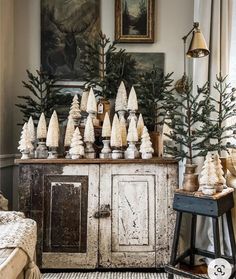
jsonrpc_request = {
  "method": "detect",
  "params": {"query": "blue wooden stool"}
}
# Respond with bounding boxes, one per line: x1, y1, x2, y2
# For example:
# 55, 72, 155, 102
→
165, 188, 236, 279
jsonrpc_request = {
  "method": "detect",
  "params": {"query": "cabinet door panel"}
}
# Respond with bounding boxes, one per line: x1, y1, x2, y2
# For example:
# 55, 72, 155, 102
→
42, 164, 99, 269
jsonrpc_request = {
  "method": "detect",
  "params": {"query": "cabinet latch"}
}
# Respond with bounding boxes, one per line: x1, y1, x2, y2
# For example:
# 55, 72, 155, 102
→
93, 204, 111, 218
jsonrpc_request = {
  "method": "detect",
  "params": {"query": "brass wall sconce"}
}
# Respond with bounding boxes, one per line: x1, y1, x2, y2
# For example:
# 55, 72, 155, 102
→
175, 22, 210, 93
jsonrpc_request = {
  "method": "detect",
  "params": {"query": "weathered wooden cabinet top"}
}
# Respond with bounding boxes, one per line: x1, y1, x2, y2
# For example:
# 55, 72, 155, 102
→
16, 158, 178, 269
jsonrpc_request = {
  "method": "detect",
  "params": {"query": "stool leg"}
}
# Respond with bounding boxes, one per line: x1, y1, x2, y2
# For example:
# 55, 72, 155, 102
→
226, 211, 236, 279
212, 217, 221, 258
190, 214, 197, 266
168, 212, 182, 279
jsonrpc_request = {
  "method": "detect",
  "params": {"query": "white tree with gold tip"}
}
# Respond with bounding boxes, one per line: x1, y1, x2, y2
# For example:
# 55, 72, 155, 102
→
127, 86, 138, 123
64, 116, 75, 158
115, 81, 127, 121
46, 111, 59, 159
100, 112, 112, 158
35, 113, 48, 158
27, 116, 35, 157
140, 126, 154, 159
86, 88, 99, 126
125, 117, 139, 159
84, 115, 96, 158
120, 117, 127, 149
214, 153, 226, 192
18, 123, 33, 159
199, 152, 217, 195
111, 114, 123, 159
69, 95, 81, 127
69, 127, 84, 159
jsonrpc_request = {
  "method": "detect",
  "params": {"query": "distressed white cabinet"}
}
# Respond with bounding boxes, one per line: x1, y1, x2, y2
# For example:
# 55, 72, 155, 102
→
16, 158, 178, 269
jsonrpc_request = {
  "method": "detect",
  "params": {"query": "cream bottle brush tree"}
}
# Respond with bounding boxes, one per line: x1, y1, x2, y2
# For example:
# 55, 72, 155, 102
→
64, 116, 75, 158
137, 114, 144, 141
69, 94, 81, 127
140, 126, 154, 159
86, 87, 99, 126
213, 153, 226, 192
18, 123, 33, 159
69, 127, 84, 159
84, 115, 96, 158
46, 110, 59, 159
110, 114, 123, 159
127, 86, 138, 122
80, 87, 89, 126
125, 117, 139, 159
35, 112, 48, 158
115, 81, 127, 121
120, 117, 127, 149
100, 112, 112, 158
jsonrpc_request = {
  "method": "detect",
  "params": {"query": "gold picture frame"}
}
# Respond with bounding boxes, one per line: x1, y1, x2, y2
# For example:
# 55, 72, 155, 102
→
115, 0, 155, 43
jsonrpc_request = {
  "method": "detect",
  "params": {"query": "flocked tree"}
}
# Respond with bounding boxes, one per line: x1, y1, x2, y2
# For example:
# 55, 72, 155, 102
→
64, 116, 75, 148
18, 123, 33, 159
81, 32, 137, 99
16, 69, 72, 123
46, 110, 59, 148
137, 113, 144, 141
120, 117, 127, 148
111, 114, 122, 148
140, 126, 154, 159
69, 127, 84, 159
27, 116, 36, 143
36, 112, 47, 140
115, 81, 128, 112
69, 95, 81, 124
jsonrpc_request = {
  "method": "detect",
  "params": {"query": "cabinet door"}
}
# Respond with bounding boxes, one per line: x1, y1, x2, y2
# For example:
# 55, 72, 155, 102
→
99, 164, 156, 268
42, 164, 99, 269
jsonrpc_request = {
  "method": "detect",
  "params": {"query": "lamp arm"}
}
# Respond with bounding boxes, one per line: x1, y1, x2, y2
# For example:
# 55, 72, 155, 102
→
182, 22, 199, 42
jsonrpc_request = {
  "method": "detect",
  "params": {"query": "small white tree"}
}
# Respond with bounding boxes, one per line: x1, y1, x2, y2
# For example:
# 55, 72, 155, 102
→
102, 112, 111, 138
120, 117, 127, 147
199, 152, 218, 189
18, 123, 33, 158
115, 81, 127, 112
127, 86, 138, 111
137, 114, 144, 140
28, 116, 36, 143
69, 127, 84, 159
80, 89, 89, 111
140, 126, 154, 159
214, 153, 226, 189
111, 114, 122, 148
86, 88, 97, 114
37, 113, 47, 139
127, 117, 138, 142
69, 95, 81, 120
84, 115, 95, 143
64, 116, 75, 147
46, 110, 59, 148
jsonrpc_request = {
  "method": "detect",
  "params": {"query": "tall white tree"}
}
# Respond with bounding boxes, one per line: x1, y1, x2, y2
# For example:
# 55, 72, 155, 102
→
18, 123, 33, 158
46, 111, 59, 147
102, 112, 111, 138
137, 114, 144, 140
86, 88, 97, 114
37, 113, 47, 139
127, 117, 138, 142
64, 116, 75, 147
69, 127, 84, 159
80, 89, 89, 111
120, 117, 127, 147
69, 94, 81, 121
140, 126, 154, 158
127, 86, 138, 111
110, 114, 122, 148
84, 115, 95, 143
27, 116, 36, 143
115, 81, 127, 112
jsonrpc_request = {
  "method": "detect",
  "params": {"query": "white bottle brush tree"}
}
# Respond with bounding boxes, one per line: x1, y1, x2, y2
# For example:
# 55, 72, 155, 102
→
213, 153, 226, 191
100, 112, 112, 158
110, 114, 123, 159
64, 116, 75, 158
115, 81, 127, 120
69, 127, 84, 159
140, 126, 154, 159
18, 123, 34, 159
69, 94, 81, 126
125, 117, 139, 159
84, 115, 95, 158
27, 116, 36, 156
35, 112, 48, 158
46, 110, 59, 158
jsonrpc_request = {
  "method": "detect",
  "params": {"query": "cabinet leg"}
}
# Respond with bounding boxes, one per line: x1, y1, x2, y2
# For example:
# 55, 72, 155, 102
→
212, 217, 221, 258
190, 214, 197, 266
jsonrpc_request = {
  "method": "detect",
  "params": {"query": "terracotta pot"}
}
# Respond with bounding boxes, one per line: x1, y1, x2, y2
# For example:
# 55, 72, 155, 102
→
182, 164, 199, 192
150, 131, 163, 157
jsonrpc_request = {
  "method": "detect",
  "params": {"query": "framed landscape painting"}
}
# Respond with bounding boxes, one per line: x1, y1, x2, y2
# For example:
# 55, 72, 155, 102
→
115, 0, 155, 43
41, 0, 100, 80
